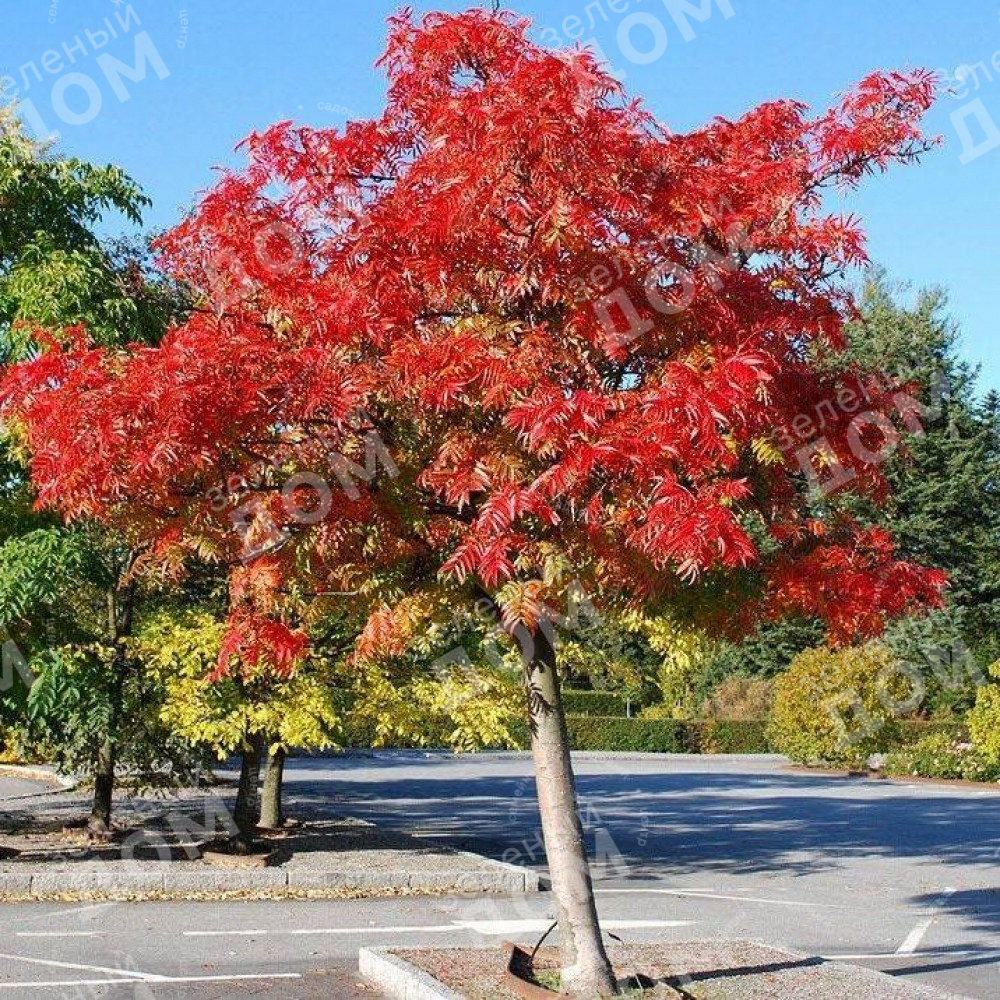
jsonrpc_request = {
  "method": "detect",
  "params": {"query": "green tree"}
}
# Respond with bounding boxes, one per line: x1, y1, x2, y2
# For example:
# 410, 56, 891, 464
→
0, 104, 184, 357
845, 276, 1000, 676
0, 106, 189, 834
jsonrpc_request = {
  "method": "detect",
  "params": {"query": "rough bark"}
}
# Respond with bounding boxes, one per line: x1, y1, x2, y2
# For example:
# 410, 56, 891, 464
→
88, 737, 115, 836
522, 624, 618, 997
259, 744, 286, 830
88, 580, 135, 838
233, 733, 265, 851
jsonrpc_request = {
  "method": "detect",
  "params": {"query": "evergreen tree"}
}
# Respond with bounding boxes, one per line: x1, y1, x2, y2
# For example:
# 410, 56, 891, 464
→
848, 275, 1000, 671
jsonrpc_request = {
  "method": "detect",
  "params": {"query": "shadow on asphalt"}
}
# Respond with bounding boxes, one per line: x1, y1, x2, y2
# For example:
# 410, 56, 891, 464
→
886, 949, 1000, 978
279, 766, 1000, 880
908, 888, 1000, 949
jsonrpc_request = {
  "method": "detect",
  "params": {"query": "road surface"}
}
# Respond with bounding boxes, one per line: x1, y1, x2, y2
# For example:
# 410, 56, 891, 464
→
0, 753, 997, 997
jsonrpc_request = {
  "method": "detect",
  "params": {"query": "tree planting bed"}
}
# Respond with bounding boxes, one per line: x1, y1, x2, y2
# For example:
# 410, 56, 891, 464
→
369, 940, 963, 1000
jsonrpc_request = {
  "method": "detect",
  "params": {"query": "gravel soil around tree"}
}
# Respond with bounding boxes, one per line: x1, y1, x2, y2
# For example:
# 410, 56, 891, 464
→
397, 940, 966, 999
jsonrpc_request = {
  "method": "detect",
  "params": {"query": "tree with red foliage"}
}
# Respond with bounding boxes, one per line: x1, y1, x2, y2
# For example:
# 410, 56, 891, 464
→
2, 10, 946, 994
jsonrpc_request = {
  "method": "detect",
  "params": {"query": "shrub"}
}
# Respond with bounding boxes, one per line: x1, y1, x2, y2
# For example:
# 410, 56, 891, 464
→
768, 644, 913, 766
701, 678, 774, 722
0, 727, 33, 764
967, 662, 1000, 762
561, 690, 628, 717
884, 732, 1000, 782
698, 720, 772, 754
565, 716, 694, 753
898, 719, 968, 745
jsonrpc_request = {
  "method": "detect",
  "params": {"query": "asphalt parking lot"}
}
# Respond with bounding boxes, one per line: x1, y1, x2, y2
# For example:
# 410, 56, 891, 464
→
1, 753, 998, 998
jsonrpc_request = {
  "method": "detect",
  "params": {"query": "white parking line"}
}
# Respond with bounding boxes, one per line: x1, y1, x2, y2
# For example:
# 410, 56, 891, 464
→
185, 925, 442, 938
0, 974, 303, 991
459, 918, 692, 935
896, 916, 937, 956
184, 929, 267, 937
595, 888, 851, 909
0, 953, 163, 981
896, 887, 955, 955
183, 918, 693, 938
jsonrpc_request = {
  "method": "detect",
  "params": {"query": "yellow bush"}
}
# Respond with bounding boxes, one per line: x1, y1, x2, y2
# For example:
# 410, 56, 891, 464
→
768, 644, 914, 766
968, 661, 1000, 762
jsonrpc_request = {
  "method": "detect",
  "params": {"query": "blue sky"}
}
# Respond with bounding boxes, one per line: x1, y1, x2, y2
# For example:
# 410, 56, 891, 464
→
4, 0, 999, 391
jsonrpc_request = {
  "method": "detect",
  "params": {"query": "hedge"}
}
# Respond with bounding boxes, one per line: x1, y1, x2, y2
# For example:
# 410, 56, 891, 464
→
297, 716, 950, 755
697, 720, 773, 754
509, 717, 773, 753
561, 690, 629, 717
567, 716, 693, 752
325, 715, 966, 755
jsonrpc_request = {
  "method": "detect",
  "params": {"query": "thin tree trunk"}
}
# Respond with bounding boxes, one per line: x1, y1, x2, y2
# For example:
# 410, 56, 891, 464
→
88, 583, 133, 838
522, 624, 618, 997
259, 744, 286, 830
88, 736, 115, 837
232, 733, 265, 852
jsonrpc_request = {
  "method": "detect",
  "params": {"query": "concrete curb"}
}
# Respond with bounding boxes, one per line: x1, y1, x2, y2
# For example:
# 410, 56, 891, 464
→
454, 851, 541, 892
359, 947, 467, 1000
784, 761, 1000, 793
0, 859, 538, 900
0, 764, 78, 795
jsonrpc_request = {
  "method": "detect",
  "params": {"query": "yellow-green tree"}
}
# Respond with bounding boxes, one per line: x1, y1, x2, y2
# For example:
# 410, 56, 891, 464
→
626, 613, 715, 720
132, 610, 343, 843
346, 593, 524, 752
135, 602, 524, 843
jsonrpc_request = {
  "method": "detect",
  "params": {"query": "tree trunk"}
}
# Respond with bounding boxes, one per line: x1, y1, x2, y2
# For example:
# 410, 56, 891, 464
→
88, 736, 115, 837
233, 733, 265, 852
88, 584, 133, 838
259, 744, 286, 830
522, 624, 618, 997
